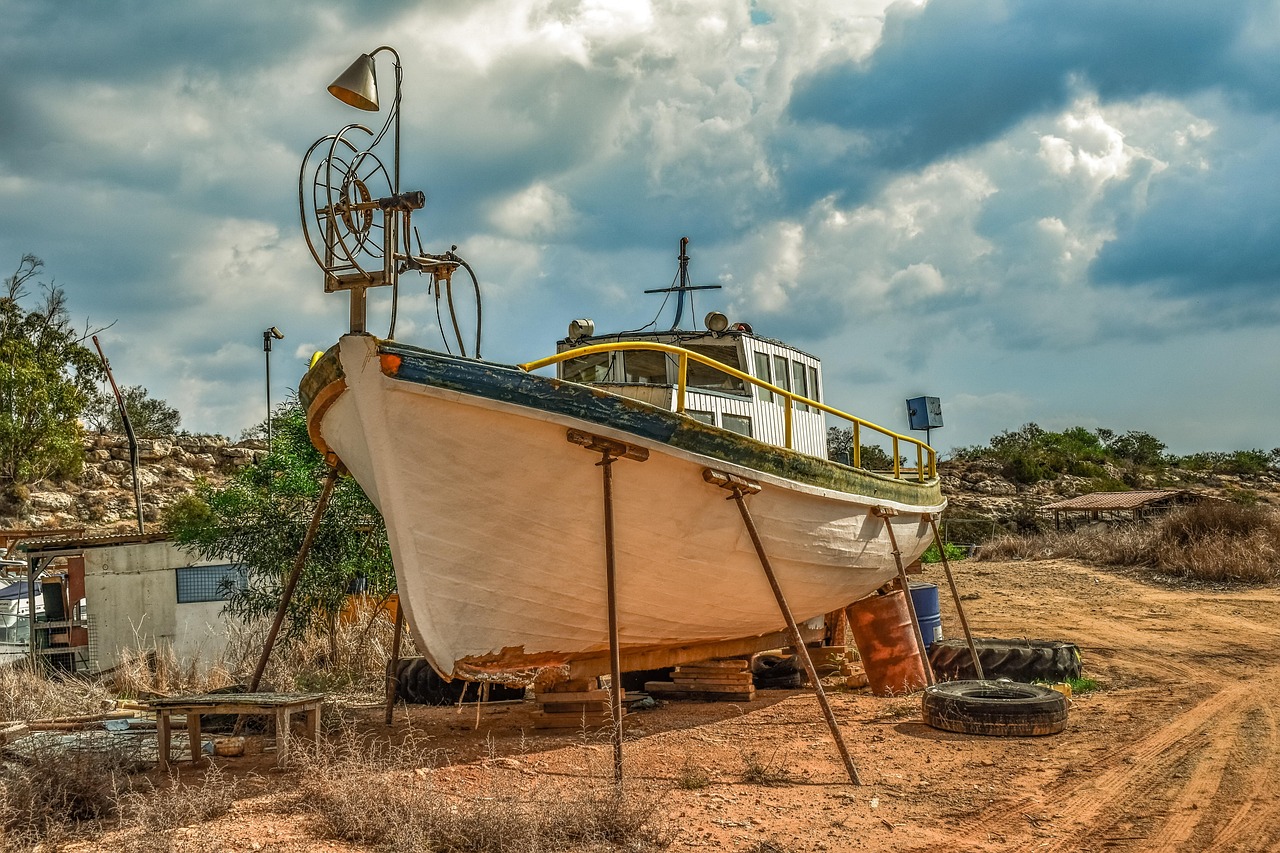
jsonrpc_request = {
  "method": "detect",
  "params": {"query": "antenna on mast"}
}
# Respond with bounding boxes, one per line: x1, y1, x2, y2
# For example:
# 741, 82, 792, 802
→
644, 236, 721, 330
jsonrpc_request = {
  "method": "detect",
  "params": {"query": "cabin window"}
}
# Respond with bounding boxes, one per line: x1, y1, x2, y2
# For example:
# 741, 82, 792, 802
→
175, 564, 247, 604
807, 365, 821, 404
624, 350, 669, 384
685, 409, 715, 426
791, 360, 808, 412
561, 351, 611, 384
684, 344, 746, 394
722, 414, 753, 437
772, 355, 790, 399
752, 352, 773, 402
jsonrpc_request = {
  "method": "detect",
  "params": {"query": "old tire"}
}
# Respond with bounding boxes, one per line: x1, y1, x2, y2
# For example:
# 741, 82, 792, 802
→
752, 654, 807, 689
922, 680, 1068, 736
929, 638, 1082, 684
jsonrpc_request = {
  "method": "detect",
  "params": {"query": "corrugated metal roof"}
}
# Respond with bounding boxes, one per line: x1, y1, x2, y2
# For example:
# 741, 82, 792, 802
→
1042, 489, 1190, 511
16, 531, 171, 554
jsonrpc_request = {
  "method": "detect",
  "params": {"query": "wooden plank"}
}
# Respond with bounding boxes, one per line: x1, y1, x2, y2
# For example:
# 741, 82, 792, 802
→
645, 683, 755, 702
671, 678, 754, 688
674, 659, 749, 671
542, 702, 611, 714
533, 713, 619, 729
535, 690, 610, 703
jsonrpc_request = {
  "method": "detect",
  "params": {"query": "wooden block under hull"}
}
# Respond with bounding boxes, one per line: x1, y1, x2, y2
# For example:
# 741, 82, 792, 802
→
645, 681, 756, 702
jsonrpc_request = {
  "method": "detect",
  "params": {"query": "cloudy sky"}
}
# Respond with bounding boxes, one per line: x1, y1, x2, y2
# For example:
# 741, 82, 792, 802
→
2, 0, 1277, 456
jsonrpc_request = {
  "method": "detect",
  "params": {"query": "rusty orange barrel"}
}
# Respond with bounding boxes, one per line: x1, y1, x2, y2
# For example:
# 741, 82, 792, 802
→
845, 590, 927, 696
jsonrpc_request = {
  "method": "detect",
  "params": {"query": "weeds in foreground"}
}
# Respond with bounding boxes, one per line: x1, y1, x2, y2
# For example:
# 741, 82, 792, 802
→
1065, 676, 1100, 694
293, 730, 668, 852
739, 749, 792, 787
0, 664, 115, 721
0, 742, 139, 849
675, 761, 711, 790
977, 504, 1280, 584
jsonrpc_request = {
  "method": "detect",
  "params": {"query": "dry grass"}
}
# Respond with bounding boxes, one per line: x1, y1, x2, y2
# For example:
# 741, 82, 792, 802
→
0, 741, 139, 851
293, 730, 668, 852
0, 663, 115, 722
739, 749, 793, 787
107, 606, 419, 700
977, 503, 1280, 584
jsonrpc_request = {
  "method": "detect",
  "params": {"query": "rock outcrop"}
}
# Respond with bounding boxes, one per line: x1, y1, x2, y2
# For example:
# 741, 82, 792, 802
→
2, 434, 265, 533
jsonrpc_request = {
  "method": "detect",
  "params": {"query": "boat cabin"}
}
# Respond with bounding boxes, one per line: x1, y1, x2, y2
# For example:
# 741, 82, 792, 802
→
554, 325, 828, 459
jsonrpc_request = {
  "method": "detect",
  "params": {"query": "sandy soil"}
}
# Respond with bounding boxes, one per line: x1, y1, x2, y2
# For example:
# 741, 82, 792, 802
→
74, 557, 1280, 852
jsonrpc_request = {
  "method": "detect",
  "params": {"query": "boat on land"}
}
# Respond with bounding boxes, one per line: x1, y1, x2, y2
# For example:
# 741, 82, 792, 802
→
299, 226, 945, 679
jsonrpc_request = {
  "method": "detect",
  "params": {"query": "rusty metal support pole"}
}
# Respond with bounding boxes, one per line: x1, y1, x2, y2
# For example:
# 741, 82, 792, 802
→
721, 480, 863, 786
874, 508, 935, 686
247, 467, 340, 695
598, 448, 625, 789
384, 602, 406, 725
926, 516, 985, 680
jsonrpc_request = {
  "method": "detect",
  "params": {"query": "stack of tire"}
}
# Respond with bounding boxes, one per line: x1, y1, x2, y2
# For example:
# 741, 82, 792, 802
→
390, 657, 526, 705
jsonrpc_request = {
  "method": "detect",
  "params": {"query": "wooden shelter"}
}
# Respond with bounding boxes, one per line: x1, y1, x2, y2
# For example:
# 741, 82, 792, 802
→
1042, 490, 1205, 530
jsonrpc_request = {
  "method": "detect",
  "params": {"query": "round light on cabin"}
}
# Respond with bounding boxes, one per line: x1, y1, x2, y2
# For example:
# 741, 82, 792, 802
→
705, 311, 730, 333
568, 318, 595, 340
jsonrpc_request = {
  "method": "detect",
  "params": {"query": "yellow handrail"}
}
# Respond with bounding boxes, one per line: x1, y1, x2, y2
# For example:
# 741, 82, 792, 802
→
518, 341, 936, 481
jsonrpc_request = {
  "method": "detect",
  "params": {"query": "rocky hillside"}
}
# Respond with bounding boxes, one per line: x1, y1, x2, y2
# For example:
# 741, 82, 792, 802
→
1, 433, 264, 533
3, 434, 1278, 537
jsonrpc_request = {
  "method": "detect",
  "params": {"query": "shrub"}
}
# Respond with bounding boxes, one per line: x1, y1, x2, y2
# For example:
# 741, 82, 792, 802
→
294, 733, 668, 852
977, 504, 1280, 585
0, 743, 138, 847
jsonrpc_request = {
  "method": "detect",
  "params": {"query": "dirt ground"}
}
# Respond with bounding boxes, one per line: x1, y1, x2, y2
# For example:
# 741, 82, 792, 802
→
73, 557, 1280, 852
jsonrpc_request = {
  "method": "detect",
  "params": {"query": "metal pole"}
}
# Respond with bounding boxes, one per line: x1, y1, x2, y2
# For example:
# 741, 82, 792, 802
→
247, 467, 340, 694
264, 331, 273, 449
708, 470, 863, 786
385, 602, 406, 725
27, 556, 39, 669
598, 447, 625, 789
874, 508, 935, 685
926, 516, 985, 680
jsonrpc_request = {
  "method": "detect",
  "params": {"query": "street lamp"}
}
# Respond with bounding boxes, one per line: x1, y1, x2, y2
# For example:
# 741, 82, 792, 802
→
264, 326, 284, 447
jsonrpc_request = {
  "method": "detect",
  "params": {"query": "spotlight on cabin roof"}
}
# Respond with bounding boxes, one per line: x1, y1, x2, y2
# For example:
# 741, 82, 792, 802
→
704, 311, 729, 332
568, 318, 595, 341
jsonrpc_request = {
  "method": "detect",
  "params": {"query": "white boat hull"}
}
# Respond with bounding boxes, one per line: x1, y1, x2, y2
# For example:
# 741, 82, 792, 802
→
306, 334, 946, 678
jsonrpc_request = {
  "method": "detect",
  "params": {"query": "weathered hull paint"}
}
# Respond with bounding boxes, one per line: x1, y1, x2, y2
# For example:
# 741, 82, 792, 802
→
302, 334, 946, 677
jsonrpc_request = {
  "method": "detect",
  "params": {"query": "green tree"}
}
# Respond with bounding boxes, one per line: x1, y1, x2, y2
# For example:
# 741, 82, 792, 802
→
86, 385, 182, 437
0, 255, 105, 488
164, 398, 394, 659
826, 426, 902, 470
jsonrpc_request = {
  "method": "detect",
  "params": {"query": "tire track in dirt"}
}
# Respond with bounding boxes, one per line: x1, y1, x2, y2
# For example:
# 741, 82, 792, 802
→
1199, 702, 1280, 852
898, 664, 1280, 852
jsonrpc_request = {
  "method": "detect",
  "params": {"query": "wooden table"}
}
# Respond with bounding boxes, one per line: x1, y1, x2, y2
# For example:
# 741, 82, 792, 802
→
146, 693, 323, 770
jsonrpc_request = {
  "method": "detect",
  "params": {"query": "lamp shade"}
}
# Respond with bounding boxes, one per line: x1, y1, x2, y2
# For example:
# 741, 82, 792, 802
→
328, 54, 379, 110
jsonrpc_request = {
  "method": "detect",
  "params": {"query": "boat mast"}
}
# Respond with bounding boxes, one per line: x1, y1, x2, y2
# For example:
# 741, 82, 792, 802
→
644, 236, 721, 331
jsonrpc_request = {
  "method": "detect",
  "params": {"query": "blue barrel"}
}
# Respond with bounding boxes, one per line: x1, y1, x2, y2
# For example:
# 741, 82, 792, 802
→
909, 581, 943, 649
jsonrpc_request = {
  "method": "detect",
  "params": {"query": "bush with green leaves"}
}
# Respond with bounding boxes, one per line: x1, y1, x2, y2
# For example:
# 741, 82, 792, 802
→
164, 398, 394, 656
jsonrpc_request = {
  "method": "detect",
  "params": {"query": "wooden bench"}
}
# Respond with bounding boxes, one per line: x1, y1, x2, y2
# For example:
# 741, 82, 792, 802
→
146, 693, 323, 770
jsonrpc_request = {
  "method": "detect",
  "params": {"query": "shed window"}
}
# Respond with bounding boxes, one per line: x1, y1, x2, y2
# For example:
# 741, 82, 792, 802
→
175, 564, 246, 604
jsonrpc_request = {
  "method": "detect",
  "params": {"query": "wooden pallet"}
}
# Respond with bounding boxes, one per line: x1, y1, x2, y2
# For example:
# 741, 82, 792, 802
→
533, 680, 622, 729
644, 659, 755, 702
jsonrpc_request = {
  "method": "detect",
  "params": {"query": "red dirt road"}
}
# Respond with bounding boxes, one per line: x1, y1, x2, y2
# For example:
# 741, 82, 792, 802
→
80, 557, 1280, 851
